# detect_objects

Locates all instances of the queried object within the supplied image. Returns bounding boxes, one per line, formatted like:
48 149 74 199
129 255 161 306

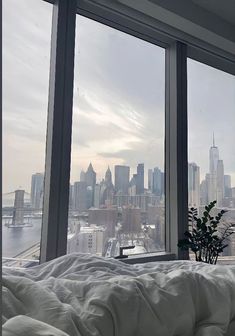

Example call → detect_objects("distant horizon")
3 149 235 198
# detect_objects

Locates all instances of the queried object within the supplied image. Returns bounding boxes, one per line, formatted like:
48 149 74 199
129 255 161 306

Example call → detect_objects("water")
2 218 42 257
2 217 77 258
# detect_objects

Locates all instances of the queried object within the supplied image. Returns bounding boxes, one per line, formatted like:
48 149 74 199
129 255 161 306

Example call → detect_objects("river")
2 218 42 258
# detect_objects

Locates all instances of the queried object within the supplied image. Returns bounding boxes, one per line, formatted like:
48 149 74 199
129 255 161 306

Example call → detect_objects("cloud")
188 59 235 181
2 0 52 192
2 1 235 193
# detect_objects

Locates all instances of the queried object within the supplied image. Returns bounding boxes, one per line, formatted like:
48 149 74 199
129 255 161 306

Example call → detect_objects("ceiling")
149 0 235 26
192 0 235 25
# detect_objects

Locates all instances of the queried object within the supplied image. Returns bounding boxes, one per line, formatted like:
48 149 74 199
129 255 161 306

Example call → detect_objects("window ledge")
120 252 176 264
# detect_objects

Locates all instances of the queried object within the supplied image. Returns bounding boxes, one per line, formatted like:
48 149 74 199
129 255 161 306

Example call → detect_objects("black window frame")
37 0 235 264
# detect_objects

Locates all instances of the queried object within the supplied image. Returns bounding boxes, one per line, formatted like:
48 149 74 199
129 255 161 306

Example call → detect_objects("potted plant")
178 200 234 264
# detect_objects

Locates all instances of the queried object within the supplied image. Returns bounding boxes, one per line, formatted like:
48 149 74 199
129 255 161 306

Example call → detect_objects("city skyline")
3 146 235 206
3 132 235 196
3 0 235 195
3 139 235 262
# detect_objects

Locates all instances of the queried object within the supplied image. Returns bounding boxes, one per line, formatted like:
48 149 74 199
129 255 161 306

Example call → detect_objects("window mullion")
40 0 76 263
165 41 188 259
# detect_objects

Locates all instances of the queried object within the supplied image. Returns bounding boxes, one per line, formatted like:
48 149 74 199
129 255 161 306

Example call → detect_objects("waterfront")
2 218 42 258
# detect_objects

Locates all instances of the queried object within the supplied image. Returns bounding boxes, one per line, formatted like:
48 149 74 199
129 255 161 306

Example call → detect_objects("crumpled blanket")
2 253 235 336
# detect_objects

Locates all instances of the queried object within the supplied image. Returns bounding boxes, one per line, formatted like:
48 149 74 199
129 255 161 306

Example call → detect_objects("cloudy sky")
3 0 235 196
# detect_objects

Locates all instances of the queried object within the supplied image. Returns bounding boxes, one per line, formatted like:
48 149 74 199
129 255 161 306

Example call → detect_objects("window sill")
120 252 176 264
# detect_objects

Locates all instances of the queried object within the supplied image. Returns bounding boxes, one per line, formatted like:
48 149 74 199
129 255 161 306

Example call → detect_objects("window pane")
68 15 165 257
2 0 52 267
188 58 235 263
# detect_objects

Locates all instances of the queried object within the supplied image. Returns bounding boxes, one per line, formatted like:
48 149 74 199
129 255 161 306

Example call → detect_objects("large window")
67 15 165 257
188 58 235 261
3 1 234 264
2 0 52 267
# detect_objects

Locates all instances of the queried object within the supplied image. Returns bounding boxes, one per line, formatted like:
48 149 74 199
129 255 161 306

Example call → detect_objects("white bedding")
2 253 235 336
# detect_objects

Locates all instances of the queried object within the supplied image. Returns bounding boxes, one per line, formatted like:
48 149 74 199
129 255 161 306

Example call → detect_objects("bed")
2 253 235 336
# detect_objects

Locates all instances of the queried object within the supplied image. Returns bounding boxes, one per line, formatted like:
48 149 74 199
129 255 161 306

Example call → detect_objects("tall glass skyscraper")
208 135 219 202
136 163 144 194
30 173 44 209
209 134 219 175
188 162 200 208
114 165 130 194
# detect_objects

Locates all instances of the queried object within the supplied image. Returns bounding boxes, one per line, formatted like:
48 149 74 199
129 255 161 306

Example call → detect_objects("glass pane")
188 58 235 263
68 15 165 257
2 0 52 267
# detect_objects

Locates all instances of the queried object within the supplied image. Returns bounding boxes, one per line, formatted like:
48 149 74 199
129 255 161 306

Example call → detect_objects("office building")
188 163 200 209
200 179 207 205
69 184 74 210
94 184 101 208
80 170 86 182
67 225 105 256
85 163 96 206
224 175 232 197
30 173 44 209
129 174 137 196
136 163 144 194
216 159 224 207
209 134 219 175
153 167 162 197
100 167 115 205
88 208 118 238
85 163 96 188
147 204 165 247
73 181 87 212
148 169 153 191
114 165 130 194
207 135 219 202
121 206 141 233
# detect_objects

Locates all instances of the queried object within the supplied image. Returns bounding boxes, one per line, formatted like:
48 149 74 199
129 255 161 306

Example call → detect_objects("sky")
2 0 235 197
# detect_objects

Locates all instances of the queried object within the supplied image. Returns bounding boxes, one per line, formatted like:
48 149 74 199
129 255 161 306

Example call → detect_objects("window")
2 0 52 267
188 58 235 262
67 15 165 257
3 1 234 264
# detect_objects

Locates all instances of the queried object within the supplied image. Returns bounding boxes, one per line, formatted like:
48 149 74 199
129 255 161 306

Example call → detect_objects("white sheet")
2 253 235 336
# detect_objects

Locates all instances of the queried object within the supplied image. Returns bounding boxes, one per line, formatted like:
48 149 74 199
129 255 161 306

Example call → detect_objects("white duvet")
2 253 235 336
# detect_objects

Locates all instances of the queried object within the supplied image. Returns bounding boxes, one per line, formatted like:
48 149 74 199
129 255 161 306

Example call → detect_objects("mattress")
2 253 235 336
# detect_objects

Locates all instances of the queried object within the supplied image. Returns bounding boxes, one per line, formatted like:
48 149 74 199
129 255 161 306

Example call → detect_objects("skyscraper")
85 163 96 206
153 167 162 196
73 181 87 212
136 163 144 194
85 163 96 188
30 173 44 209
148 169 153 191
94 184 101 208
80 170 86 182
224 175 232 197
216 159 224 206
114 165 130 194
99 167 115 206
207 135 219 202
129 174 137 196
200 179 207 205
206 173 217 203
86 186 93 209
188 163 200 209
105 166 112 186
209 134 219 175
69 184 74 210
